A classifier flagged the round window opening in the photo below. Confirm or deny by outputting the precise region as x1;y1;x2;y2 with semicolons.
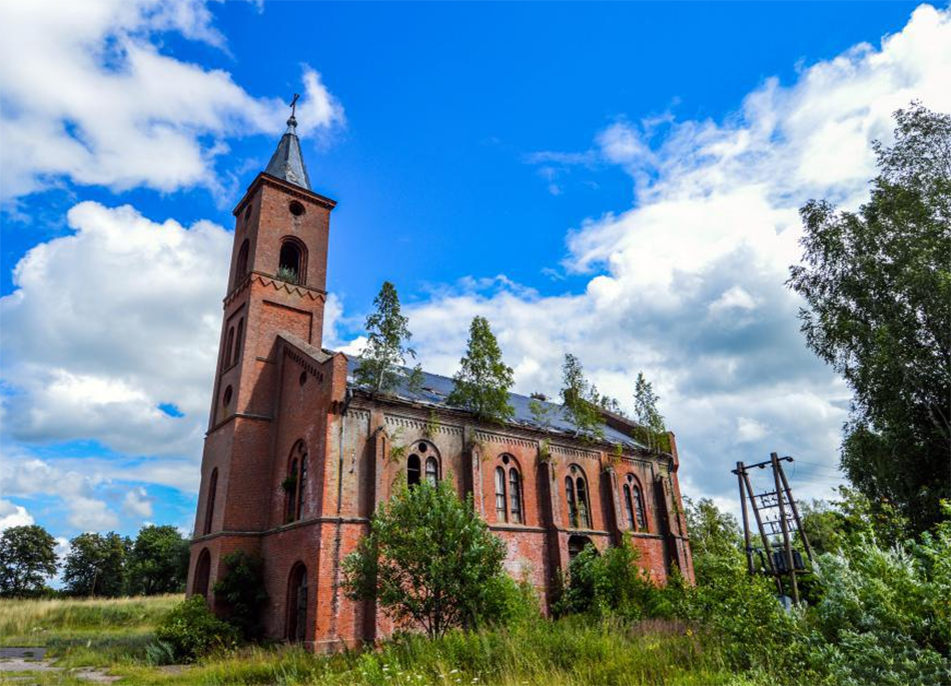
223;385;233;406
418;443;428;453
299;371;307;386
289;201;305;217
502;455;510;465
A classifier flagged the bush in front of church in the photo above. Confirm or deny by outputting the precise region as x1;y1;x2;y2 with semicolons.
154;595;239;663
342;478;514;638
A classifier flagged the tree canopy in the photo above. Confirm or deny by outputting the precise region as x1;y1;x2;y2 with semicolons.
342;478;508;638
560;353;605;440
126;525;190;596
0;525;58;597
63;532;129;597
353;281;422;394
788;103;951;533
446;316;515;423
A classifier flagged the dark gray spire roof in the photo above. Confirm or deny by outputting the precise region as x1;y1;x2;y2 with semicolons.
264;115;312;190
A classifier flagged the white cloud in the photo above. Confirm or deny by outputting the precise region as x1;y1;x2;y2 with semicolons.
0;201;231;459
123;487;153;518
402;4;951;506
0;499;35;530
0;0;343;201
69;497;119;531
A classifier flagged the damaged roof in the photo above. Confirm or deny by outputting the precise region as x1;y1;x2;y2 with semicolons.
343;356;647;451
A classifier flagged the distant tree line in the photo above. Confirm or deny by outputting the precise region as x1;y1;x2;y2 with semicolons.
0;523;190;598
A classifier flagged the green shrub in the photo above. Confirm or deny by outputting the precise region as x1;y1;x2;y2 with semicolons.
154;596;239;662
213;549;268;640
479;573;541;628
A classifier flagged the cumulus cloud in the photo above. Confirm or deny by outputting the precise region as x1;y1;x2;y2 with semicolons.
123;487;153;519
0;499;35;531
0;201;232;458
0;0;343;201
403;4;951;507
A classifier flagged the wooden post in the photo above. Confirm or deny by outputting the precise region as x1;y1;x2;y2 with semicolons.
771;452;799;604
737;461;754;575
777;458;813;563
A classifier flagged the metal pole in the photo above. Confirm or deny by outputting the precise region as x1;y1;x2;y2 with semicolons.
771;452;799;604
777;458;813;562
737;461;754;575
741;469;783;594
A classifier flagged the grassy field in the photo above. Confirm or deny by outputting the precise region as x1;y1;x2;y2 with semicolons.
0;596;762;685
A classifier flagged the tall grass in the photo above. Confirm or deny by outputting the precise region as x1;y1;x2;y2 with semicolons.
0;594;182;646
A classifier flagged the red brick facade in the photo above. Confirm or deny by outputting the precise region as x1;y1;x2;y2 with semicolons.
188;164;693;651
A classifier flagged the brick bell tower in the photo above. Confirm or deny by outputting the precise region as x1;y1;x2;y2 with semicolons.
188;103;336;596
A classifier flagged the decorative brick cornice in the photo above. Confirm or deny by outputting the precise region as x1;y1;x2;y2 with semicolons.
283;346;326;384
224;272;327;307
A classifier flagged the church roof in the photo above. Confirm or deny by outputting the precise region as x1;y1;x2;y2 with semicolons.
344;357;648;451
264;114;312;191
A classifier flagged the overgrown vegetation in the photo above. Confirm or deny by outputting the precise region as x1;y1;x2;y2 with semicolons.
789;103;951;533
353;281;423;395
212;550;268;641
560;353;605;440
446;315;515;423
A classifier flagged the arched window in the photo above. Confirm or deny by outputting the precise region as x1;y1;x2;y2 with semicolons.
568;535;594;562
235;239;249;281
286;562;308;643
284;441;307;523
565;476;578;528
278;239;305;285
623;483;635;531
495;467;507;521
203;468;218;535
627;474;647;531
425;456;439;486
565;465;590;529
406;441;438;488
232;318;244;366
193;548;211;601
224;326;235;368
508;468;523;524
407;454;421;487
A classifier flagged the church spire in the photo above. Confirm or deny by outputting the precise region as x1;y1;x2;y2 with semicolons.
264;93;312;190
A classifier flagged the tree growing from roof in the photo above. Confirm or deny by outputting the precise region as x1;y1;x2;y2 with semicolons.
632;372;668;452
560;353;605;440
788;103;951;534
447;316;515;423
354;281;422;395
0;525;58;597
63;532;129;597
126;525;190;596
342;478;508;638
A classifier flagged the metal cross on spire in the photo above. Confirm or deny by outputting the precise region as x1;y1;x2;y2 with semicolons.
290;93;300;118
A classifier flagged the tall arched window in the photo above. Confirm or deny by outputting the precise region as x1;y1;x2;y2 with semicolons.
495;467;507;521
623;483;636;531
565;465;590;529
508;468;523;524
193;548;211;601
235;239;249;282
407;454;421;487
286;562;308;643
224;326;235;368
406;441;438;488
278;239;305;285
425;456;439;486
627;474;647;531
232;318;244;366
284;441;307;523
203;468;218;535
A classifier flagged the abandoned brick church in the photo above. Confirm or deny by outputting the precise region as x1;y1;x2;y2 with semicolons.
187;111;694;650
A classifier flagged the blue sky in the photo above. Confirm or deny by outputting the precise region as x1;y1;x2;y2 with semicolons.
1;1;949;555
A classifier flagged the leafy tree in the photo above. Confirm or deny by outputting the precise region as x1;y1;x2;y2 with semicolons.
447;316;515;423
683;497;744;585
528;397;557;430
212;550;268;640
0;525;58;597
799;486;909;556
560;353;604;440
126;525;190;595
632;372;668;452
353;281;422;394
63;532;129;597
788;103;951;533
342;479;508;638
